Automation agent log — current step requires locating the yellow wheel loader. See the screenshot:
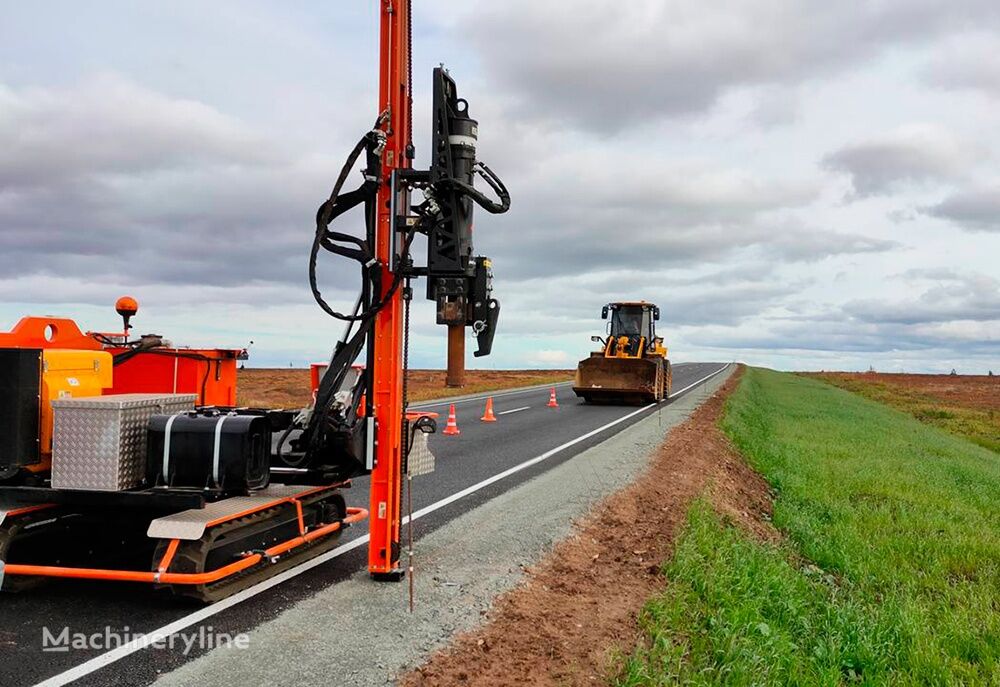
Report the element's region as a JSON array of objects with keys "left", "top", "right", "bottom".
[{"left": 573, "top": 302, "right": 672, "bottom": 404}]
